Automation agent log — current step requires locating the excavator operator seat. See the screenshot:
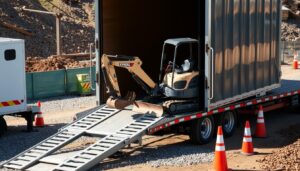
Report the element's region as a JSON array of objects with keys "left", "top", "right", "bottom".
[{"left": 181, "top": 58, "right": 194, "bottom": 72}]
